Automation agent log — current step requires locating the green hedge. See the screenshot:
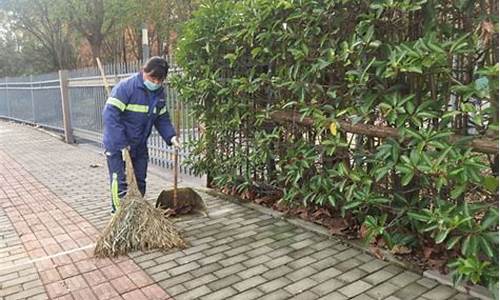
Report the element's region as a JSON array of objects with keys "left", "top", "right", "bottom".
[{"left": 175, "top": 0, "right": 499, "bottom": 294}]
